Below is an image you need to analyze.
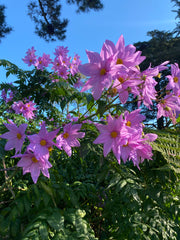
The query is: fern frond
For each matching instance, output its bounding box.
[151,130,180,173]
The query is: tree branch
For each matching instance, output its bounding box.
[38,0,49,25]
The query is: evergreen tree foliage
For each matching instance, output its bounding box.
[27,0,104,41]
[0,0,103,42]
[0,5,12,42]
[171,0,180,35]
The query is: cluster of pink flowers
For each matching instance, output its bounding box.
[1,88,14,103]
[22,46,81,81]
[0,121,85,183]
[12,99,37,120]
[93,109,157,168]
[78,35,180,124]
[156,63,180,123]
[2,34,180,184]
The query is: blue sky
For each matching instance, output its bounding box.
[0,0,177,83]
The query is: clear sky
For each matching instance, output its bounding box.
[0,0,177,83]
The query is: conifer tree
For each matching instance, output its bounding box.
[0,0,103,42]
[0,5,12,42]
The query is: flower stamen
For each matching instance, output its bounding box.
[123,142,129,147]
[32,157,38,163]
[173,76,178,83]
[116,58,123,64]
[100,68,106,75]
[40,139,47,146]
[63,132,69,139]
[118,77,124,83]
[126,121,131,127]
[111,131,118,138]
[17,133,22,140]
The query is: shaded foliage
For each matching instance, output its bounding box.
[172,0,180,35]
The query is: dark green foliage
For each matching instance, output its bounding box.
[27,0,103,41]
[0,0,103,42]
[171,0,180,35]
[151,128,180,173]
[0,5,12,42]
[135,30,180,68]
[66,0,103,13]
[28,0,68,41]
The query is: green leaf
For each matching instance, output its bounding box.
[40,181,54,197]
[47,210,64,231]
[176,114,180,123]
[23,196,31,213]
[39,222,49,240]
[10,218,20,237]
[97,100,106,117]
[0,139,6,158]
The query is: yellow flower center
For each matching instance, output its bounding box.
[40,139,47,146]
[126,121,131,127]
[110,131,118,138]
[135,65,140,70]
[17,133,22,140]
[63,132,69,139]
[111,88,118,95]
[116,58,123,64]
[164,106,171,111]
[32,157,38,163]
[118,77,124,83]
[100,68,106,75]
[173,76,178,83]
[157,73,161,78]
[161,99,166,104]
[48,146,53,152]
[39,60,42,64]
[123,142,129,147]
[142,75,146,81]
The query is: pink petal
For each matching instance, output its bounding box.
[78,63,99,76]
[30,164,41,183]
[63,142,72,156]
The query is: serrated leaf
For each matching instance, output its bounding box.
[23,196,31,213]
[47,210,64,231]
[39,222,49,240]
[10,218,20,237]
[40,181,54,197]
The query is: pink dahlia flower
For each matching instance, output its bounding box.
[28,122,59,161]
[79,46,114,100]
[56,123,85,156]
[14,150,52,183]
[22,47,37,66]
[93,114,124,163]
[0,120,27,154]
